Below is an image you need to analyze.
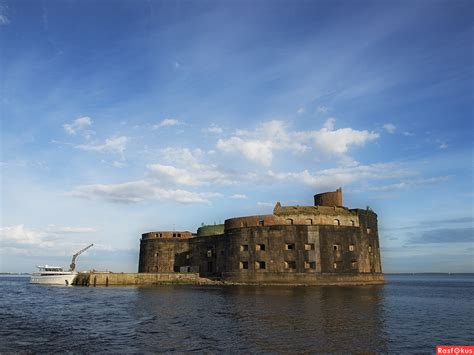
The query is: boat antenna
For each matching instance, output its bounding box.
[69,244,94,271]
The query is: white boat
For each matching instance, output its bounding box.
[30,265,77,286]
[30,244,93,286]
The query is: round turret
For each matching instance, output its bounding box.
[314,188,343,207]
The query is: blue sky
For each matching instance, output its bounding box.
[1,0,472,273]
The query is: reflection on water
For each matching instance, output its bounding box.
[130,285,388,352]
[0,275,472,352]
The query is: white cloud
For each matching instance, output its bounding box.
[160,147,203,166]
[217,119,378,165]
[0,224,97,256]
[148,164,200,186]
[152,118,182,129]
[217,137,273,166]
[204,124,223,134]
[383,123,397,134]
[63,116,92,135]
[217,120,309,166]
[0,4,10,26]
[1,225,47,247]
[68,180,218,204]
[301,118,379,155]
[317,106,329,113]
[231,194,248,200]
[439,143,448,149]
[68,147,230,204]
[148,147,236,186]
[76,136,128,155]
[403,132,414,137]
[0,14,9,26]
[297,107,305,114]
[257,202,274,208]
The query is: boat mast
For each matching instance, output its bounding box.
[69,244,93,271]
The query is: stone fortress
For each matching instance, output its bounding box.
[139,189,384,285]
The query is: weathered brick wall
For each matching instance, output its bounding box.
[142,231,193,239]
[224,207,359,230]
[138,238,190,272]
[314,188,343,207]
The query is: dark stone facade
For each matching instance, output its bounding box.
[138,190,384,285]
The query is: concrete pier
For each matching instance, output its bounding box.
[74,272,205,286]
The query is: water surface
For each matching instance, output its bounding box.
[0,275,472,352]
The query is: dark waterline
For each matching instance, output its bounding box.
[1,275,473,353]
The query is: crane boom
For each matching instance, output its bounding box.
[69,244,93,271]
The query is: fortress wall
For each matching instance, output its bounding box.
[189,234,227,276]
[224,215,278,229]
[352,209,382,273]
[318,225,362,273]
[142,231,193,239]
[224,225,321,274]
[197,224,225,237]
[314,188,343,207]
[138,238,190,273]
[224,210,359,230]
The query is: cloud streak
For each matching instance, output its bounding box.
[408,227,474,244]
[63,116,92,135]
[383,123,396,134]
[76,136,128,155]
[265,162,413,190]
[68,180,219,204]
[152,118,182,129]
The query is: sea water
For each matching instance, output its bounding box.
[0,274,472,352]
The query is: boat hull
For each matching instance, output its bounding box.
[30,273,77,286]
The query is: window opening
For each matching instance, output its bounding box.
[285,243,295,250]
[256,244,266,251]
[240,261,249,270]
